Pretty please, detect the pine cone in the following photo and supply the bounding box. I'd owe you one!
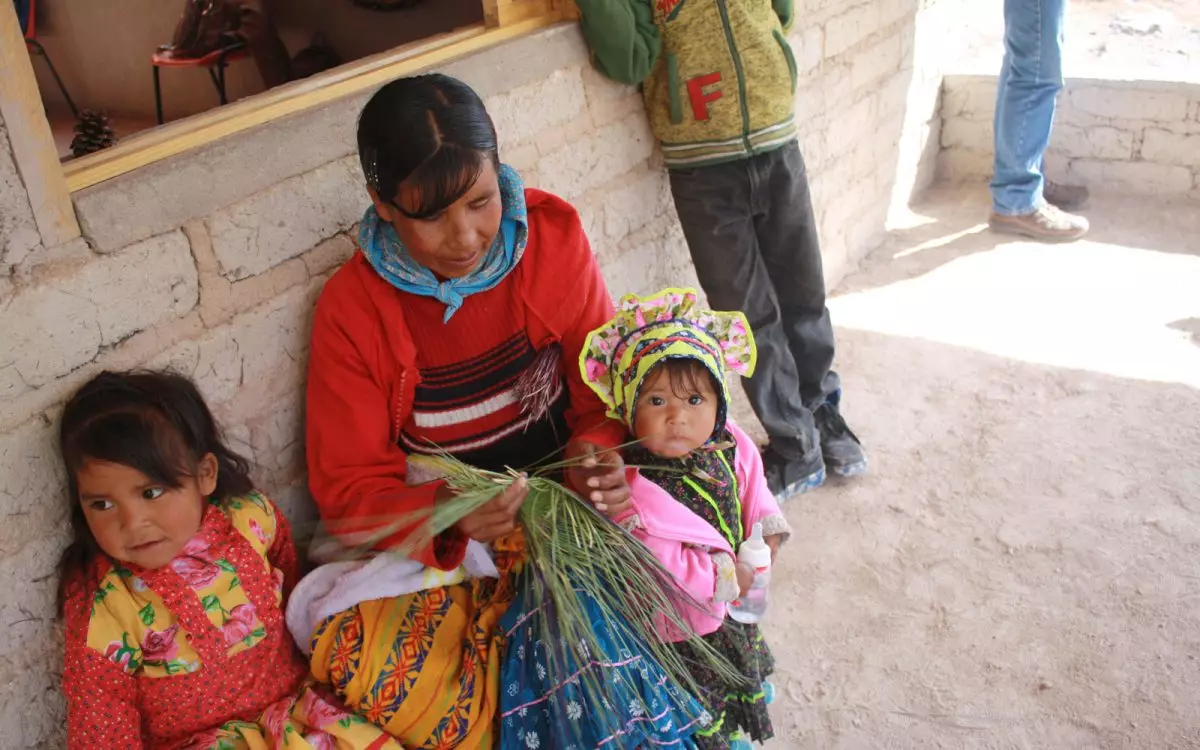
[70,110,117,158]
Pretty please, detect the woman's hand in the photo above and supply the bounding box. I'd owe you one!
[565,441,632,517]
[452,477,528,543]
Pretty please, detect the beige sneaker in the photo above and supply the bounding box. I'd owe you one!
[989,203,1089,242]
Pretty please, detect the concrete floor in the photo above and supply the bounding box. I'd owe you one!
[760,187,1200,748]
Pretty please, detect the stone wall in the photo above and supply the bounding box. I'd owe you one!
[939,74,1200,196]
[0,3,949,744]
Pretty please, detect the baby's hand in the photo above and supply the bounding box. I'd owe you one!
[735,561,755,598]
[564,441,632,516]
[766,533,784,564]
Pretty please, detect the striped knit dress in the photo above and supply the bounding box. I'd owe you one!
[398,285,569,474]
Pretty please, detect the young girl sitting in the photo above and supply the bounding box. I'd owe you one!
[581,289,793,750]
[58,369,400,749]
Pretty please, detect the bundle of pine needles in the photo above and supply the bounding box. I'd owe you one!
[366,450,749,739]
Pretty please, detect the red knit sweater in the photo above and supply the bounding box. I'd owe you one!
[306,189,625,569]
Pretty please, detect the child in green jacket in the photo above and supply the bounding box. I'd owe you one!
[575,0,868,499]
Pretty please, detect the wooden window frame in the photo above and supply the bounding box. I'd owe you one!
[0,0,575,240]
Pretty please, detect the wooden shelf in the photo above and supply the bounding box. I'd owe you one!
[62,6,566,192]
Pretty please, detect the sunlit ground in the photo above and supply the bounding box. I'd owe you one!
[832,188,1200,389]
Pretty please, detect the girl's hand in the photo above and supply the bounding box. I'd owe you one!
[736,561,756,598]
[565,441,632,517]
[453,476,528,543]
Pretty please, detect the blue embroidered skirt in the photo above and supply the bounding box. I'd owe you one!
[498,571,707,749]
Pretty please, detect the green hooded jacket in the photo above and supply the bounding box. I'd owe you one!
[575,0,799,168]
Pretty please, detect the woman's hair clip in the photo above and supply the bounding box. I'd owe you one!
[363,147,381,192]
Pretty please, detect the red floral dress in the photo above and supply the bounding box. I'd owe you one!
[62,493,401,749]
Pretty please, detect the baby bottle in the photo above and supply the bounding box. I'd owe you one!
[728,522,771,624]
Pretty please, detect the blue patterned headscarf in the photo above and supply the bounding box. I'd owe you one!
[358,163,528,322]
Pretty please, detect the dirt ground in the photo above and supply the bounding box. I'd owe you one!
[754,186,1200,748]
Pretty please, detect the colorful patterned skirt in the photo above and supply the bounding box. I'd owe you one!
[307,538,523,749]
[673,620,775,749]
[498,568,709,749]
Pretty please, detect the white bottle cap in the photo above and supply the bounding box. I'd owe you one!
[738,522,772,569]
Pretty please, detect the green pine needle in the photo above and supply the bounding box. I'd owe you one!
[405,452,750,701]
[315,448,752,741]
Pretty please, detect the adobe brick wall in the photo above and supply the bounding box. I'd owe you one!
[939,74,1200,196]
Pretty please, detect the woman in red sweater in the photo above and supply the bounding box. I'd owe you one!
[303,74,634,747]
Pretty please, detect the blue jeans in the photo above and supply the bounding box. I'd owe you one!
[991,0,1066,215]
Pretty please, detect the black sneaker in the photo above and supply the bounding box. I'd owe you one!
[813,400,867,477]
[761,444,825,501]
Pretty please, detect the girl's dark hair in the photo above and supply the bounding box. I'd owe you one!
[357,73,500,219]
[56,369,252,611]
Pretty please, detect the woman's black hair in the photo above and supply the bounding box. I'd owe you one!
[357,73,500,219]
[56,369,253,611]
